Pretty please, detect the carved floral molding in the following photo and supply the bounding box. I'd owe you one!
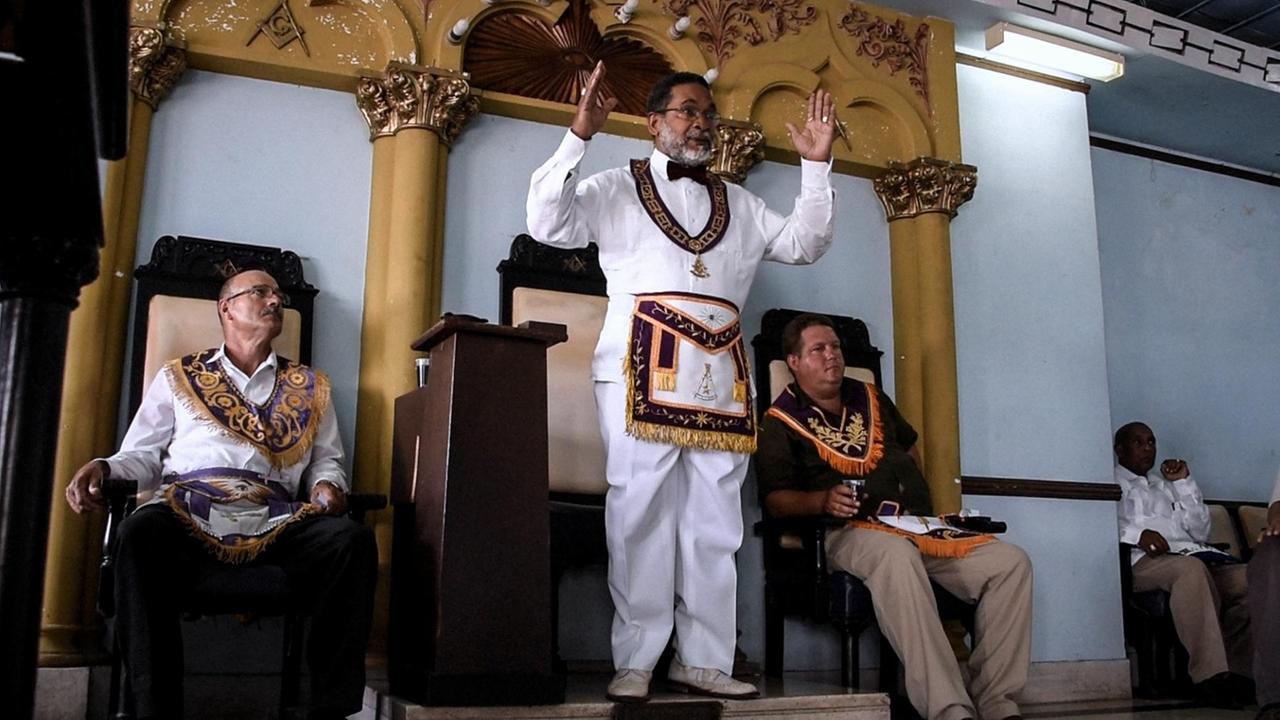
[873,157,977,221]
[709,119,765,183]
[355,65,480,143]
[129,25,187,110]
[660,0,819,66]
[838,4,930,104]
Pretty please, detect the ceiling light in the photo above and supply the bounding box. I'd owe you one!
[985,22,1125,82]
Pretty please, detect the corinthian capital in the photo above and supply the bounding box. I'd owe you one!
[709,119,766,184]
[355,64,480,144]
[129,25,187,110]
[873,157,977,221]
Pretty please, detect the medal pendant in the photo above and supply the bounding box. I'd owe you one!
[691,254,710,279]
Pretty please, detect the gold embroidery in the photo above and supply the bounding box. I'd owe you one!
[168,352,330,469]
[807,412,868,454]
[630,159,731,268]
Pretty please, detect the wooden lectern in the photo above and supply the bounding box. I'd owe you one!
[389,316,568,706]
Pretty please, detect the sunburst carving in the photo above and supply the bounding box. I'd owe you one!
[464,0,672,116]
[838,3,930,104]
[660,0,818,66]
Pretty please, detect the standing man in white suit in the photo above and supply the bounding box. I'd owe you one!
[526,62,839,702]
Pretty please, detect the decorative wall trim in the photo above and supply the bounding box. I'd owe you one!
[961,475,1122,502]
[1090,135,1280,188]
[710,118,766,183]
[983,0,1280,91]
[129,24,187,110]
[838,3,930,104]
[464,0,671,116]
[956,52,1091,95]
[873,157,977,221]
[660,0,820,66]
[355,64,479,143]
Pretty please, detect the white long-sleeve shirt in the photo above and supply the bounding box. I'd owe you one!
[1115,464,1214,564]
[526,130,835,381]
[101,346,347,502]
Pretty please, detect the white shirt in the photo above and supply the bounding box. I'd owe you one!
[101,346,347,501]
[526,130,835,381]
[1115,464,1213,564]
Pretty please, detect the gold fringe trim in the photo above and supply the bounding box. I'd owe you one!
[162,486,317,565]
[849,519,994,558]
[625,417,758,454]
[166,359,331,469]
[624,348,756,453]
[654,369,677,392]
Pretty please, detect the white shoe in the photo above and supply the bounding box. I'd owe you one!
[667,657,760,699]
[606,668,652,703]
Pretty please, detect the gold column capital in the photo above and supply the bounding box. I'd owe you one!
[710,118,766,184]
[874,157,977,221]
[355,64,480,145]
[129,24,187,110]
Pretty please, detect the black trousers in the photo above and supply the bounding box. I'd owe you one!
[113,504,378,718]
[1251,538,1280,708]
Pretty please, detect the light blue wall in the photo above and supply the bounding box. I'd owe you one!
[1094,148,1280,501]
[130,70,372,464]
[951,64,1124,663]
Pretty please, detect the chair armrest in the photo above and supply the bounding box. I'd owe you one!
[98,478,139,618]
[346,493,387,523]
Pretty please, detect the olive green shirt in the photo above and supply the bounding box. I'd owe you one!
[756,380,933,515]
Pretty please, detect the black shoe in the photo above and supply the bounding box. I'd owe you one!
[1196,672,1242,710]
[1232,673,1257,706]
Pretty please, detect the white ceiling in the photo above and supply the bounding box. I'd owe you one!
[870,0,1280,175]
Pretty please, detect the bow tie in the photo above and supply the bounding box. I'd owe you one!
[667,162,711,186]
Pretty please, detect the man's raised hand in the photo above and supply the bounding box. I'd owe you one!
[785,89,838,162]
[571,61,619,141]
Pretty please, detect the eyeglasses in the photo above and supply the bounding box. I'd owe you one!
[223,284,291,307]
[651,106,720,123]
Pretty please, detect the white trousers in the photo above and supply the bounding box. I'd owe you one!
[595,381,749,673]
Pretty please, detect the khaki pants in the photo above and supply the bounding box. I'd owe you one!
[1131,553,1251,682]
[826,527,1033,720]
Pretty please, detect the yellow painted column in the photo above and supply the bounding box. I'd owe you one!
[351,64,479,655]
[874,158,976,514]
[40,26,186,665]
[914,211,962,513]
[886,220,924,433]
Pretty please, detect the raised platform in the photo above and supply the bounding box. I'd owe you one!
[359,672,890,720]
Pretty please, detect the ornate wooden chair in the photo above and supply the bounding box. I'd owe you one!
[99,235,384,719]
[751,308,974,704]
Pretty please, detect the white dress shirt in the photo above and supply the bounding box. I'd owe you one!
[1115,464,1214,564]
[101,346,347,502]
[526,130,836,382]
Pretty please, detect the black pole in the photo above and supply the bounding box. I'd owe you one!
[0,0,125,716]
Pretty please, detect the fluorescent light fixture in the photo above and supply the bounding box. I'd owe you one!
[986,22,1124,82]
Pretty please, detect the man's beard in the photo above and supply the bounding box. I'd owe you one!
[657,123,713,166]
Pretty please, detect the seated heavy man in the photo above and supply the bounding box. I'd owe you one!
[64,269,377,720]
[1114,421,1252,707]
[756,313,1032,720]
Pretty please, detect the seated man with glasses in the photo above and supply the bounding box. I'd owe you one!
[527,64,839,702]
[64,268,377,720]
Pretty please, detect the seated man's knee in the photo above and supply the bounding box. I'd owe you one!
[992,541,1032,579]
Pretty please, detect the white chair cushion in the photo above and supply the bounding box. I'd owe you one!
[766,359,875,403]
[512,287,608,495]
[143,295,302,395]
